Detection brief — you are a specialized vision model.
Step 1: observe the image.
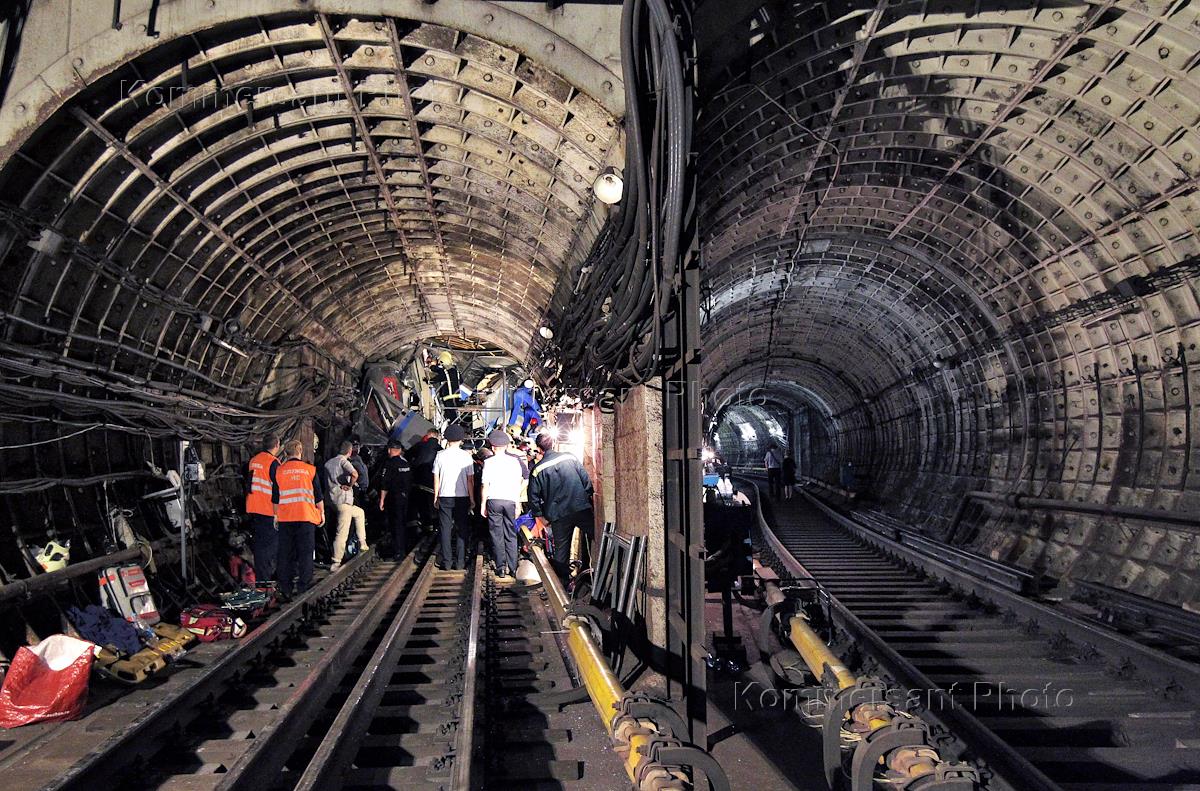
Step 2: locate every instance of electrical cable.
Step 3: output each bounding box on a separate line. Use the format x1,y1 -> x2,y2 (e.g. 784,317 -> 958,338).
0,424 -> 102,450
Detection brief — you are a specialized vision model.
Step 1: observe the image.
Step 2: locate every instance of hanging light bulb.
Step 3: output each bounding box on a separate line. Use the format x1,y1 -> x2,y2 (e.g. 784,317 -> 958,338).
593,166 -> 624,204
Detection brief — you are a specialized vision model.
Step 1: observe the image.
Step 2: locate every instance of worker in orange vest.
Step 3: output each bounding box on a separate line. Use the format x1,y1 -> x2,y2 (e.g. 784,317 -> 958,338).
245,434 -> 281,581
275,439 -> 325,599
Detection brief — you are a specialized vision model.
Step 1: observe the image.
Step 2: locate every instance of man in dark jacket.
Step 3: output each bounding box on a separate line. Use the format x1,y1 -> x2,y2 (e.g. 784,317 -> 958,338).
527,433 -> 594,581
408,429 -> 441,529
349,438 -> 370,506
378,438 -> 412,559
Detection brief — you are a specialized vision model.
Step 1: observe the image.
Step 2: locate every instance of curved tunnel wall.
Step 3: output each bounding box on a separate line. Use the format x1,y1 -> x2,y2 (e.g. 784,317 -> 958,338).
699,0 -> 1200,607
0,2 -> 622,642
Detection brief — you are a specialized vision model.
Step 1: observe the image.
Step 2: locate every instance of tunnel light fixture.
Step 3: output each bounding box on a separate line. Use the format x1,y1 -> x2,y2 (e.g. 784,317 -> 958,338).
539,326 -> 554,340
213,337 -> 249,358
593,167 -> 624,204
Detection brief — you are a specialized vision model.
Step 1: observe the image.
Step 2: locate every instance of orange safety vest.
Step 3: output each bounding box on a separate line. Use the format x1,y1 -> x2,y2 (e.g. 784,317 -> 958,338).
276,460 -> 321,524
245,452 -> 277,516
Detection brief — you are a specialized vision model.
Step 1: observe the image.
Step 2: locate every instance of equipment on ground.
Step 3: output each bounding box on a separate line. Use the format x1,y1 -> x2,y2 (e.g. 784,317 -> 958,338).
34,540 -> 70,573
180,605 -> 248,642
0,635 -> 96,728
98,564 -> 160,628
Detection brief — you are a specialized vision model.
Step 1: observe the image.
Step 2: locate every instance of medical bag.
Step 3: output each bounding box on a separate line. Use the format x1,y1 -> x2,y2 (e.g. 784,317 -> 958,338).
180,605 -> 247,642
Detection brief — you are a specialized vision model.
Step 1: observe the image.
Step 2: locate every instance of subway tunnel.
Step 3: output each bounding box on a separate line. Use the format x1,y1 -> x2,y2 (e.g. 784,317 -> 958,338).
0,1 -> 1198,790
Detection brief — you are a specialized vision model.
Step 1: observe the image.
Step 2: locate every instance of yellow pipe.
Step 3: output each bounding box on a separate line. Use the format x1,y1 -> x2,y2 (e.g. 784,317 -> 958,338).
788,615 -> 857,690
566,618 -> 624,733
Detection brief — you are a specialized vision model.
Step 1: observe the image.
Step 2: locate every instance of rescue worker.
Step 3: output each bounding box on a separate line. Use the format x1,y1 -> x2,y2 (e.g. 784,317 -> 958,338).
276,439 -> 324,599
765,443 -> 783,499
507,378 -> 542,437
244,434 -> 281,581
378,438 -> 412,560
481,429 -> 523,579
430,350 -> 464,425
432,424 -> 474,570
324,440 -> 368,571
409,428 -> 441,529
527,432 -> 594,581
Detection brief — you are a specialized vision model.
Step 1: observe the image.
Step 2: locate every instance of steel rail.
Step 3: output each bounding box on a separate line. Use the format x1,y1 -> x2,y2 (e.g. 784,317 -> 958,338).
212,549 -> 429,790
42,548 -> 381,791
293,554 -> 442,790
294,554 -> 482,790
453,554 -> 484,790
738,477 -> 1061,791
799,488 -> 1200,696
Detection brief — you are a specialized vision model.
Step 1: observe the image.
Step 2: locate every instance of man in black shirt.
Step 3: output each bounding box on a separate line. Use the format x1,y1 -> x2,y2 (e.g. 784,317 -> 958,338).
379,438 -> 412,560
408,428 -> 441,530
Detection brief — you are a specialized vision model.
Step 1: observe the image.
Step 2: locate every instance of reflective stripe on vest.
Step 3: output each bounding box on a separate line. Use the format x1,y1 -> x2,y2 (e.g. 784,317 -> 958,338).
245,452 -> 277,516
276,461 -> 320,524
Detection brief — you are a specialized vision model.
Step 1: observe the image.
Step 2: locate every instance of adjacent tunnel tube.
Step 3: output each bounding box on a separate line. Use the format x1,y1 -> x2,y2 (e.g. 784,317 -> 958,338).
699,0 -> 1200,612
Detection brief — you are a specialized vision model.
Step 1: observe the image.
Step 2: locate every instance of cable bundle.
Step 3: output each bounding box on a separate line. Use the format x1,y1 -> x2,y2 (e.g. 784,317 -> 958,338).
543,0 -> 692,402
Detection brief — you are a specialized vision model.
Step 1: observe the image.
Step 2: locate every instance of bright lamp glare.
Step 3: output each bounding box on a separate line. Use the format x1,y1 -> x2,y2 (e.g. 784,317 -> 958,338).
702,447 -> 715,462
568,428 -> 585,449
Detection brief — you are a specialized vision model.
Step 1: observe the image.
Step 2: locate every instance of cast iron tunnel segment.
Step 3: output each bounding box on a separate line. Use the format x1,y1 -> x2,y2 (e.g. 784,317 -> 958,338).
743,477 -> 1200,791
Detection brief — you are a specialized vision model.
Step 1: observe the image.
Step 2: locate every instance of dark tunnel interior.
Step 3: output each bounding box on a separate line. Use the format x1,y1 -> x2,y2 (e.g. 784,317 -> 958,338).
0,0 -> 1197,621
0,4 -> 1198,781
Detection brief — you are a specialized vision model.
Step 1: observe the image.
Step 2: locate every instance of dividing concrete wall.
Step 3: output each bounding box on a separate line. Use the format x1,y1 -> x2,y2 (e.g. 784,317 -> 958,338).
601,381 -> 667,655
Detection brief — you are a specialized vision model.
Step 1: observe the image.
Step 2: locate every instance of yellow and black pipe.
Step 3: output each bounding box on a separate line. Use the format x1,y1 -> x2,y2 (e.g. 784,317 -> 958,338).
522,530 -> 729,791
756,564 -> 978,790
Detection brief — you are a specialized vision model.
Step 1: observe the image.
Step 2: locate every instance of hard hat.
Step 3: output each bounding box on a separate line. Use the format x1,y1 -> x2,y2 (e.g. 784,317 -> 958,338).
514,557 -> 541,586
523,379 -> 535,389
35,540 -> 70,572
438,351 -> 454,366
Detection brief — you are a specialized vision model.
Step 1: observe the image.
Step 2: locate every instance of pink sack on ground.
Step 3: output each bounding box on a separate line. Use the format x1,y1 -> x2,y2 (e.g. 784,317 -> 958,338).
0,634 -> 96,728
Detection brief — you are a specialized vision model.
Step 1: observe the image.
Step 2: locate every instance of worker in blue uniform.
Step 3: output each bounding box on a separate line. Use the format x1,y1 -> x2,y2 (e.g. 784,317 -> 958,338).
508,378 -> 542,436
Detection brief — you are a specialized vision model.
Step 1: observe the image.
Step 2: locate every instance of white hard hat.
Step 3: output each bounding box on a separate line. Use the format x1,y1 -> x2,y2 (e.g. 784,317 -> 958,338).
523,379 -> 535,389
515,557 -> 541,586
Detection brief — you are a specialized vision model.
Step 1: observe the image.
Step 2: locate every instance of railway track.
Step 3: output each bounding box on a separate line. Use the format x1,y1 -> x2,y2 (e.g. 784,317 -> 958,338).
746,479 -> 1200,791
287,554 -> 483,790
4,536 -> 628,791
2,547 -> 427,791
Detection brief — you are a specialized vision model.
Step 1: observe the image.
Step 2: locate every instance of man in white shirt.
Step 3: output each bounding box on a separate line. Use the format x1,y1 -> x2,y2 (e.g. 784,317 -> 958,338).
481,430 -> 524,579
764,444 -> 783,499
324,440 -> 368,571
432,424 -> 475,570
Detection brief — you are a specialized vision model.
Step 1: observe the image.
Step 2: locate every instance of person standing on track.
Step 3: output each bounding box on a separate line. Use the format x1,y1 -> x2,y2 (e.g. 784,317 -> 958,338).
378,438 -> 412,560
409,428 -> 441,531
481,429 -> 523,579
527,432 -> 594,582
782,453 -> 797,500
244,433 -> 281,582
765,443 -> 783,499
275,440 -> 325,599
324,440 -> 368,571
432,424 -> 474,570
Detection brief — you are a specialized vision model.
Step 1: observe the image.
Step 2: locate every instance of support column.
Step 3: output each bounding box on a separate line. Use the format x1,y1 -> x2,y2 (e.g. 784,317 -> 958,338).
611,381 -> 666,660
